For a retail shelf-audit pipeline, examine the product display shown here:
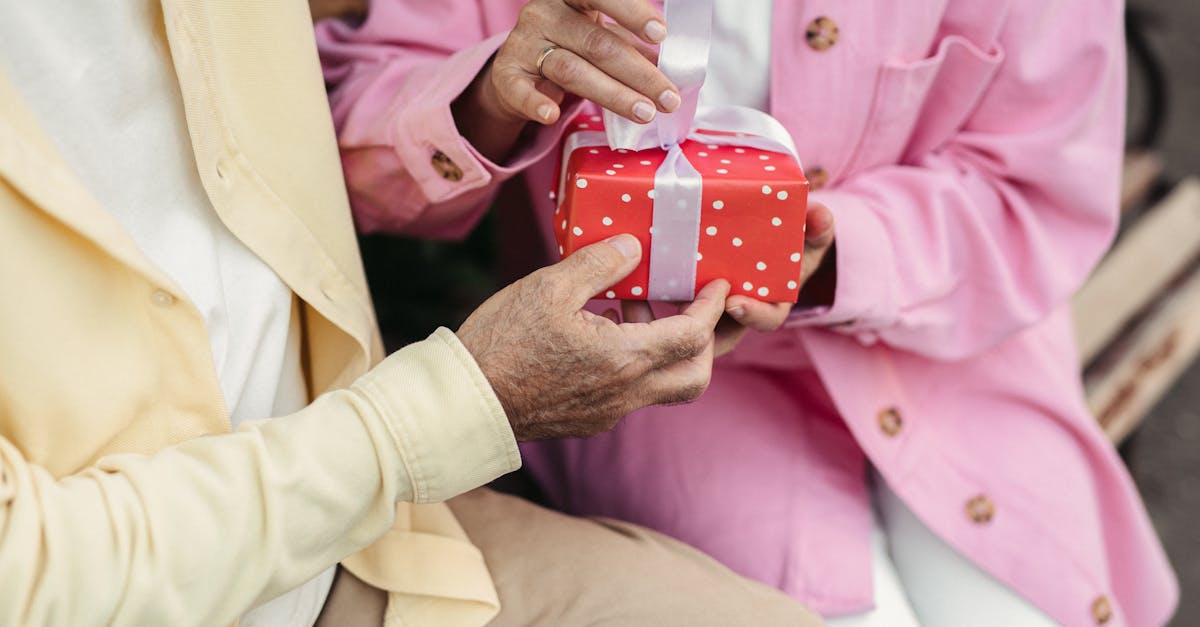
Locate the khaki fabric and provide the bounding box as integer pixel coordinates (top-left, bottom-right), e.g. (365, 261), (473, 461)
(446, 490), (825, 627)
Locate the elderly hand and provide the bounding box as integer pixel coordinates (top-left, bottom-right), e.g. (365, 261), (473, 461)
(457, 234), (728, 441)
(618, 203), (836, 357)
(713, 202), (836, 354)
(715, 202), (840, 350)
(453, 0), (678, 161)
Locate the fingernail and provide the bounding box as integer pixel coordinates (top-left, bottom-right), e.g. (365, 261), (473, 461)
(644, 20), (667, 43)
(536, 104), (555, 122)
(632, 101), (656, 123)
(606, 234), (640, 259)
(727, 306), (745, 320)
(658, 90), (681, 112)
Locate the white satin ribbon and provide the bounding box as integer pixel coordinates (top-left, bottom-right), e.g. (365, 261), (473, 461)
(561, 0), (801, 300)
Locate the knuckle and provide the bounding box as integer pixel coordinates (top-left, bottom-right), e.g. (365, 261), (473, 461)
(664, 330), (705, 363)
(690, 368), (713, 397)
(575, 246), (615, 277)
(517, 2), (547, 29)
(495, 68), (525, 100)
(550, 55), (585, 88)
(670, 372), (711, 405)
(680, 380), (708, 403)
(520, 88), (545, 115)
(582, 27), (622, 62)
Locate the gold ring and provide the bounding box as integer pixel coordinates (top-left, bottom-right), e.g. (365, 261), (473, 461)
(535, 45), (558, 78)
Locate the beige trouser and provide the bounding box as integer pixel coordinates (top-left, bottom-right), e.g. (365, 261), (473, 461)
(318, 488), (823, 626)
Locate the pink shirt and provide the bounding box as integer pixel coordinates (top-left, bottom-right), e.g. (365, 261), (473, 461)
(317, 2), (1178, 625)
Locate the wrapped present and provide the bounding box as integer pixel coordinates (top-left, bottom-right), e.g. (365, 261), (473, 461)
(553, 111), (809, 303)
(551, 0), (808, 303)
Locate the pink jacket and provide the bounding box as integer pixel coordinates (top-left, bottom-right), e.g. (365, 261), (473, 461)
(318, 2), (1177, 625)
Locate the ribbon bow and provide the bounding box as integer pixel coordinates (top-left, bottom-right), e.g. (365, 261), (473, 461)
(561, 0), (802, 301)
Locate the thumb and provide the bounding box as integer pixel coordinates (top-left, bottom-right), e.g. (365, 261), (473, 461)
(679, 279), (731, 330)
(548, 234), (643, 305)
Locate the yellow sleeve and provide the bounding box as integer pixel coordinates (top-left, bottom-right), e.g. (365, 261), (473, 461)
(0, 328), (519, 627)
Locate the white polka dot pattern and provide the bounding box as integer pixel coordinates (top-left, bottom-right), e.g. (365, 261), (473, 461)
(553, 113), (809, 301)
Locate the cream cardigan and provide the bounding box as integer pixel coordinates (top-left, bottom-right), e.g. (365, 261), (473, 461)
(0, 1), (518, 625)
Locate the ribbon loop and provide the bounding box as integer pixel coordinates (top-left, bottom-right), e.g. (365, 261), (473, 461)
(603, 0), (715, 151)
(567, 0), (799, 302)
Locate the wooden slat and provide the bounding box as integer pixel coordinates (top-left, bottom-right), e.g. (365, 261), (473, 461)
(1073, 178), (1200, 364)
(1120, 151), (1164, 213)
(309, 0), (366, 22)
(1084, 261), (1200, 443)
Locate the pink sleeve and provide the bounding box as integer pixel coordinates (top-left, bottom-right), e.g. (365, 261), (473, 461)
(316, 1), (580, 240)
(786, 1), (1125, 361)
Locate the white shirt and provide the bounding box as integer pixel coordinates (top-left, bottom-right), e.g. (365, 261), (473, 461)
(698, 0), (773, 111)
(0, 3), (332, 625)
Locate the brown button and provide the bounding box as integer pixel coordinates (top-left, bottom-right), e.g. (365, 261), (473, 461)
(805, 17), (839, 51)
(1091, 595), (1112, 624)
(431, 150), (464, 181)
(877, 407), (902, 436)
(807, 166), (829, 191)
(965, 495), (995, 524)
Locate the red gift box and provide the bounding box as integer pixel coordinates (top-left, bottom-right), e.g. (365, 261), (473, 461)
(553, 113), (809, 302)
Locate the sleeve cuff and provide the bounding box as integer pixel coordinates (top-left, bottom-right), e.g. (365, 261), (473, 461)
(786, 189), (899, 335)
(352, 328), (520, 504)
(392, 33), (587, 205)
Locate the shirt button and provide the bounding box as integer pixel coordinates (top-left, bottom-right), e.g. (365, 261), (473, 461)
(151, 288), (176, 307)
(805, 17), (839, 51)
(431, 150), (464, 182)
(965, 494), (995, 524)
(877, 407), (903, 436)
(807, 166), (829, 191)
(1091, 595), (1112, 624)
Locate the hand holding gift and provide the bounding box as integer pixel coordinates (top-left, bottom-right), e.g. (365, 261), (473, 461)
(717, 203), (834, 353)
(552, 0), (837, 354)
(452, 0), (681, 162)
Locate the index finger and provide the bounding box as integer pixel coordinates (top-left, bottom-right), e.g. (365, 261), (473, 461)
(617, 280), (730, 367)
(565, 0), (667, 44)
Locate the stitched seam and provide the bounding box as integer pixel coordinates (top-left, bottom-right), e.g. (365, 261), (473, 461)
(349, 378), (424, 503)
(434, 330), (520, 471)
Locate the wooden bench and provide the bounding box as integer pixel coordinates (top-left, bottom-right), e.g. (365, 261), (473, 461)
(1076, 163), (1200, 443)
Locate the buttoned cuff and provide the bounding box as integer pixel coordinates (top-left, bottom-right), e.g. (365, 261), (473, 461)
(392, 32), (587, 205)
(352, 328), (520, 504)
(786, 189), (899, 336)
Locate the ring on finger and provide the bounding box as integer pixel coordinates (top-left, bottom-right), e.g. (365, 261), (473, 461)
(535, 45), (558, 78)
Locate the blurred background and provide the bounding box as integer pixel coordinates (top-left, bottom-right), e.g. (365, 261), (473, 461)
(321, 1), (1200, 621)
(1118, 1), (1200, 624)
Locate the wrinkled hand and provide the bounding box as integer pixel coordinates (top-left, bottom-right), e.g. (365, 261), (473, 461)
(716, 202), (836, 355)
(614, 204), (834, 357)
(454, 0), (681, 162)
(457, 234), (729, 441)
(486, 0), (679, 126)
